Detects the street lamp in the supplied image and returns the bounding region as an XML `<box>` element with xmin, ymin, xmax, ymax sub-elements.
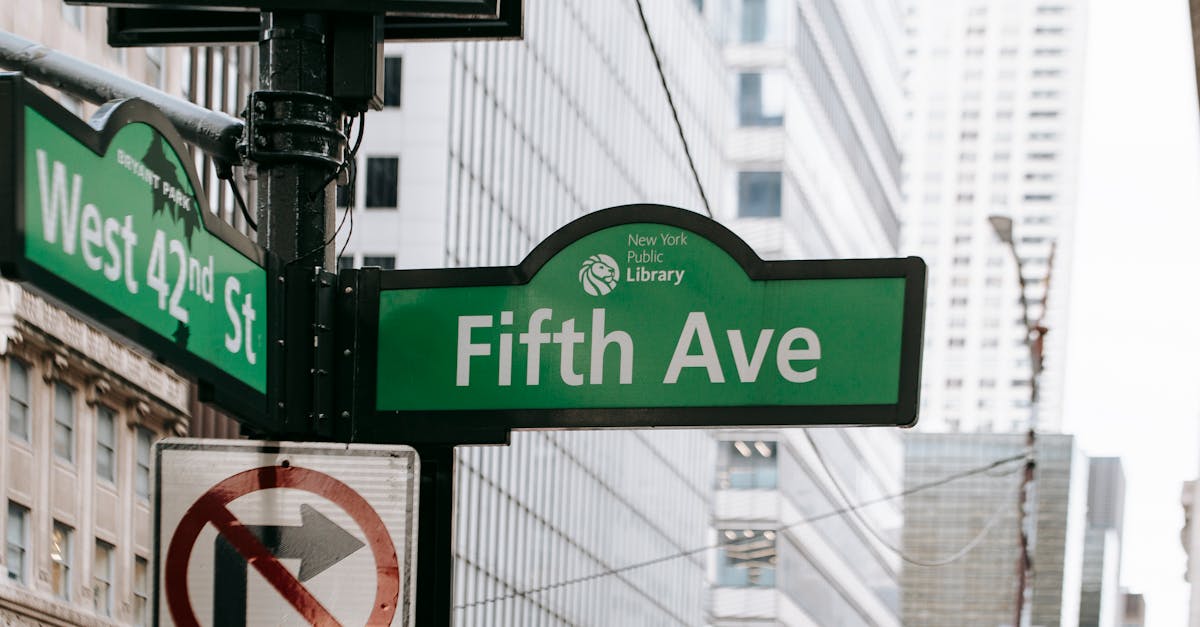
<box><xmin>988</xmin><ymin>214</ymin><xmax>1055</xmax><ymax>627</ymax></box>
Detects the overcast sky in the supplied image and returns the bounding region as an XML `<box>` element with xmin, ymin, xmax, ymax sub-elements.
<box><xmin>1064</xmin><ymin>0</ymin><xmax>1200</xmax><ymax>623</ymax></box>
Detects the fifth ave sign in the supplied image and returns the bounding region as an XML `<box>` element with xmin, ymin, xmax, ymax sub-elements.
<box><xmin>338</xmin><ymin>204</ymin><xmax>927</xmax><ymax>445</ymax></box>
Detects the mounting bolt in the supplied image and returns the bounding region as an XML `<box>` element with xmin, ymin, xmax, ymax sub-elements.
<box><xmin>341</xmin><ymin>411</ymin><xmax>351</xmax><ymax>419</ymax></box>
<box><xmin>343</xmin><ymin>349</ymin><xmax>352</xmax><ymax>357</ymax></box>
<box><xmin>277</xmin><ymin>402</ymin><xmax>285</xmax><ymax>409</ymax></box>
<box><xmin>344</xmin><ymin>286</ymin><xmax>353</xmax><ymax>294</ymax></box>
<box><xmin>255</xmin><ymin>100</ymin><xmax>266</xmax><ymax>112</ymax></box>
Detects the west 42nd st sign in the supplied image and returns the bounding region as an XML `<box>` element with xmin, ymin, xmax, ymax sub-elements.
<box><xmin>0</xmin><ymin>74</ymin><xmax>268</xmax><ymax>421</ymax></box>
<box><xmin>341</xmin><ymin>205</ymin><xmax>926</xmax><ymax>444</ymax></box>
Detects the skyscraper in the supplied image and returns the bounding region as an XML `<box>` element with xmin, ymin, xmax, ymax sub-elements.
<box><xmin>902</xmin><ymin>432</ymin><xmax>1089</xmax><ymax>627</ymax></box>
<box><xmin>704</xmin><ymin>0</ymin><xmax>906</xmax><ymax>624</ymax></box>
<box><xmin>337</xmin><ymin>0</ymin><xmax>908</xmax><ymax>624</ymax></box>
<box><xmin>900</xmin><ymin>0</ymin><xmax>1089</xmax><ymax>433</ymax></box>
<box><xmin>340</xmin><ymin>2</ymin><xmax>723</xmax><ymax>624</ymax></box>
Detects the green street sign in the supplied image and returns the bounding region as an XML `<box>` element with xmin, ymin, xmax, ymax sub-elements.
<box><xmin>0</xmin><ymin>74</ymin><xmax>269</xmax><ymax>422</ymax></box>
<box><xmin>340</xmin><ymin>205</ymin><xmax>925</xmax><ymax>444</ymax></box>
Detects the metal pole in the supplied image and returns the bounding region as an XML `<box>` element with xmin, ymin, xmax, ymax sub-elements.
<box><xmin>991</xmin><ymin>218</ymin><xmax>1053</xmax><ymax>627</ymax></box>
<box><xmin>256</xmin><ymin>12</ymin><xmax>336</xmax><ymax>268</ymax></box>
<box><xmin>0</xmin><ymin>30</ymin><xmax>243</xmax><ymax>165</ymax></box>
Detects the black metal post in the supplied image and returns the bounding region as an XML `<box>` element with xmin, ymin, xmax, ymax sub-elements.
<box><xmin>414</xmin><ymin>445</ymin><xmax>456</xmax><ymax>627</ymax></box>
<box><xmin>253</xmin><ymin>13</ymin><xmax>343</xmax><ymax>436</ymax></box>
<box><xmin>256</xmin><ymin>12</ymin><xmax>336</xmax><ymax>268</ymax></box>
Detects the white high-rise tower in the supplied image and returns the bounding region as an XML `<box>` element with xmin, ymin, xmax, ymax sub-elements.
<box><xmin>901</xmin><ymin>0</ymin><xmax>1089</xmax><ymax>433</ymax></box>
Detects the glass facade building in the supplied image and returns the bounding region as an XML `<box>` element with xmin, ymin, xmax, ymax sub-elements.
<box><xmin>902</xmin><ymin>432</ymin><xmax>1089</xmax><ymax>626</ymax></box>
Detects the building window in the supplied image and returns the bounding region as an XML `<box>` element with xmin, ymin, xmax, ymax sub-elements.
<box><xmin>383</xmin><ymin>56</ymin><xmax>402</xmax><ymax>107</ymax></box>
<box><xmin>365</xmin><ymin>157</ymin><xmax>399</xmax><ymax>208</ymax></box>
<box><xmin>335</xmin><ymin>184</ymin><xmax>351</xmax><ymax>208</ymax></box>
<box><xmin>737</xmin><ymin>171</ymin><xmax>782</xmax><ymax>217</ymax></box>
<box><xmin>361</xmin><ymin>256</ymin><xmax>396</xmax><ymax>270</ymax></box>
<box><xmin>134</xmin><ymin>556</ymin><xmax>150</xmax><ymax>626</ymax></box>
<box><xmin>7</xmin><ymin>360</ymin><xmax>29</xmax><ymax>442</ymax></box>
<box><xmin>737</xmin><ymin>72</ymin><xmax>784</xmax><ymax>126</ymax></box>
<box><xmin>717</xmin><ymin>529</ymin><xmax>776</xmax><ymax>587</ymax></box>
<box><xmin>62</xmin><ymin>3</ymin><xmax>83</xmax><ymax>29</ymax></box>
<box><xmin>716</xmin><ymin>440</ymin><xmax>777</xmax><ymax>489</ymax></box>
<box><xmin>741</xmin><ymin>0</ymin><xmax>765</xmax><ymax>41</ymax></box>
<box><xmin>93</xmin><ymin>541</ymin><xmax>114</xmax><ymax>616</ymax></box>
<box><xmin>96</xmin><ymin>406</ymin><xmax>116</xmax><ymax>483</ymax></box>
<box><xmin>336</xmin><ymin>256</ymin><xmax>355</xmax><ymax>272</ymax></box>
<box><xmin>54</xmin><ymin>383</ymin><xmax>75</xmax><ymax>462</ymax></box>
<box><xmin>6</xmin><ymin>502</ymin><xmax>28</xmax><ymax>585</ymax></box>
<box><xmin>136</xmin><ymin>427</ymin><xmax>153</xmax><ymax>499</ymax></box>
<box><xmin>50</xmin><ymin>522</ymin><xmax>72</xmax><ymax>600</ymax></box>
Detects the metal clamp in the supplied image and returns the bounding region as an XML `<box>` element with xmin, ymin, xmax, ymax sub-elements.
<box><xmin>242</xmin><ymin>90</ymin><xmax>344</xmax><ymax>168</ymax></box>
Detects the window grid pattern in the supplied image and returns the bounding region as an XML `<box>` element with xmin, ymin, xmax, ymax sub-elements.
<box><xmin>901</xmin><ymin>433</ymin><xmax>1083</xmax><ymax>625</ymax></box>
<box><xmin>900</xmin><ymin>0</ymin><xmax>1084</xmax><ymax>433</ymax></box>
<box><xmin>453</xmin><ymin>430</ymin><xmax>712</xmax><ymax>626</ymax></box>
<box><xmin>796</xmin><ymin>3</ymin><xmax>900</xmax><ymax>245</ymax></box>
<box><xmin>443</xmin><ymin>0</ymin><xmax>725</xmax><ymax>269</ymax></box>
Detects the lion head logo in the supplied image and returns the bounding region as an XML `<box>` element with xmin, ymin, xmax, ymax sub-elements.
<box><xmin>579</xmin><ymin>254</ymin><xmax>620</xmax><ymax>296</ymax></box>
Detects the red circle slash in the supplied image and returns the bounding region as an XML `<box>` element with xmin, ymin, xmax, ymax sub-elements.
<box><xmin>164</xmin><ymin>465</ymin><xmax>400</xmax><ymax>626</ymax></box>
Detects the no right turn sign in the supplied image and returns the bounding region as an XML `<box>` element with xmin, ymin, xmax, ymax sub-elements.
<box><xmin>154</xmin><ymin>439</ymin><xmax>419</xmax><ymax>626</ymax></box>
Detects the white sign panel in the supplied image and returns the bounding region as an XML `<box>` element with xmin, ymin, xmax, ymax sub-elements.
<box><xmin>154</xmin><ymin>439</ymin><xmax>419</xmax><ymax>626</ymax></box>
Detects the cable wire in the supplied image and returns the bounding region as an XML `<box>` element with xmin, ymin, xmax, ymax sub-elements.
<box><xmin>453</xmin><ymin>450</ymin><xmax>1026</xmax><ymax>610</ymax></box>
<box><xmin>803</xmin><ymin>430</ymin><xmax>1019</xmax><ymax>568</ymax></box>
<box><xmin>292</xmin><ymin>112</ymin><xmax>365</xmax><ymax>266</ymax></box>
<box><xmin>633</xmin><ymin>0</ymin><xmax>713</xmax><ymax>219</ymax></box>
<box><xmin>227</xmin><ymin>175</ymin><xmax>256</xmax><ymax>231</ymax></box>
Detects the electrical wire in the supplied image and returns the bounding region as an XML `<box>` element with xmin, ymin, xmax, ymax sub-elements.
<box><xmin>292</xmin><ymin>112</ymin><xmax>366</xmax><ymax>266</ymax></box>
<box><xmin>226</xmin><ymin>175</ymin><xmax>257</xmax><ymax>231</ymax></box>
<box><xmin>335</xmin><ymin>147</ymin><xmax>358</xmax><ymax>265</ymax></box>
<box><xmin>803</xmin><ymin>430</ymin><xmax>1019</xmax><ymax>568</ymax></box>
<box><xmin>633</xmin><ymin>0</ymin><xmax>713</xmax><ymax>219</ymax></box>
<box><xmin>453</xmin><ymin>450</ymin><xmax>1026</xmax><ymax>611</ymax></box>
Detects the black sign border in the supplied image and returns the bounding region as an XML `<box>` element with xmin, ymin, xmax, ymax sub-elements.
<box><xmin>0</xmin><ymin>73</ymin><xmax>272</xmax><ymax>428</ymax></box>
<box><xmin>341</xmin><ymin>204</ymin><xmax>926</xmax><ymax>445</ymax></box>
<box><xmin>106</xmin><ymin>0</ymin><xmax>523</xmax><ymax>47</ymax></box>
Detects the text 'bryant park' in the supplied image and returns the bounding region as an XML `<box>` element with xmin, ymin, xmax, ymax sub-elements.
<box><xmin>1</xmin><ymin>0</ymin><xmax>1200</xmax><ymax>626</ymax></box>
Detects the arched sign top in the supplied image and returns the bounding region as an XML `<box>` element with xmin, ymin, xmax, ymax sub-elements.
<box><xmin>0</xmin><ymin>75</ymin><xmax>270</xmax><ymax>423</ymax></box>
<box><xmin>340</xmin><ymin>205</ymin><xmax>927</xmax><ymax>445</ymax></box>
